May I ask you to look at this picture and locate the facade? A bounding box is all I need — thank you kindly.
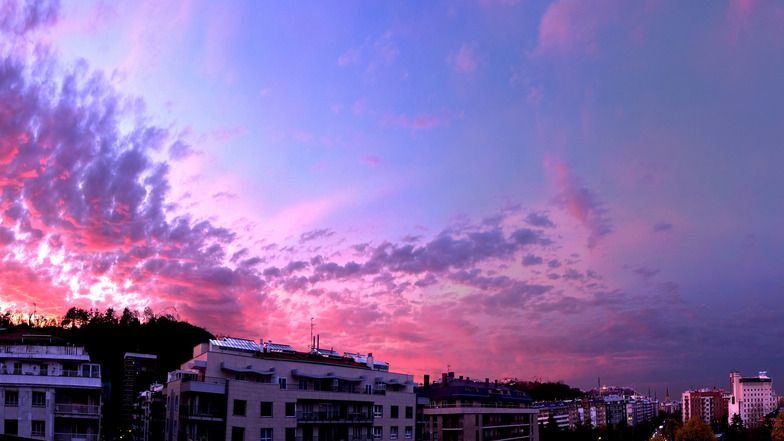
[681,389,728,427]
[567,400,606,429]
[417,373,539,441]
[728,370,776,428]
[123,352,157,433]
[132,383,165,441]
[534,402,569,430]
[165,337,416,441]
[0,329,102,441]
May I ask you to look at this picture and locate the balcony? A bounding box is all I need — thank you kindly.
[297,411,373,424]
[180,404,225,421]
[54,403,100,417]
[54,433,98,441]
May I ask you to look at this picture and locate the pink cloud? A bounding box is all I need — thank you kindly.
[353,98,368,116]
[360,156,380,168]
[337,47,360,67]
[448,43,478,73]
[212,125,247,143]
[381,113,444,131]
[544,154,612,249]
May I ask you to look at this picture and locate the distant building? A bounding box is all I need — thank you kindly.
[165,337,416,441]
[728,370,776,428]
[132,383,165,441]
[568,399,606,429]
[534,402,569,430]
[681,389,728,427]
[417,373,539,441]
[0,329,102,441]
[122,352,157,433]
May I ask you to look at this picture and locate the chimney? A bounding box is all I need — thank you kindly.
[442,373,448,387]
[424,374,430,388]
[485,378,490,389]
[459,376,463,380]
[317,334,320,349]
[367,353,374,369]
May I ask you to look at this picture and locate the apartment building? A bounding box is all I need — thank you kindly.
[0,329,102,441]
[681,389,728,427]
[122,352,157,433]
[728,370,776,428]
[165,337,416,441]
[417,373,539,441]
[567,400,606,429]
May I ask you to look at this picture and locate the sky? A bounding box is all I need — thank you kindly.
[1,0,783,396]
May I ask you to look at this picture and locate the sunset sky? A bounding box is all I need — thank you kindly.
[1,0,783,395]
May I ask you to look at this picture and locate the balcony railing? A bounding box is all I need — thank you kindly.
[54,403,100,415]
[297,411,373,423]
[180,405,225,420]
[54,433,98,441]
[426,402,527,409]
[0,345,83,356]
[0,369,99,378]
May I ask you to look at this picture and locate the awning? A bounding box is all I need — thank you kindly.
[291,369,367,382]
[220,362,276,376]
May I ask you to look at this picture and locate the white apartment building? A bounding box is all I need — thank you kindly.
[0,329,102,441]
[728,370,776,428]
[165,337,416,441]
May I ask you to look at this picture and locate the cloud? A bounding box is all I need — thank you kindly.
[337,48,360,67]
[545,155,612,249]
[653,221,673,232]
[522,253,543,266]
[381,113,444,131]
[448,43,479,73]
[360,156,380,168]
[525,211,555,228]
[0,0,59,37]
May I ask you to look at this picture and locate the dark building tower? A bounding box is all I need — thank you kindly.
[122,353,157,433]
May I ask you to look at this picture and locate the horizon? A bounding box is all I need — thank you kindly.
[1,0,783,398]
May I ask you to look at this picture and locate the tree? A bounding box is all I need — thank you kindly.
[772,411,784,441]
[665,418,683,441]
[675,417,715,441]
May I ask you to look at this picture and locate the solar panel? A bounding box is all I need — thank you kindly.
[266,342,295,353]
[211,337,260,352]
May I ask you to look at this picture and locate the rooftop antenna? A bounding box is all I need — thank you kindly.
[310,318,314,351]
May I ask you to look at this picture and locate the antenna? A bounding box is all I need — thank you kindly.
[310,318,315,350]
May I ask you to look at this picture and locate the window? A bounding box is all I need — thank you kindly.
[5,390,18,407]
[373,427,383,440]
[5,419,17,435]
[32,392,45,408]
[285,402,296,417]
[373,405,383,418]
[260,428,273,441]
[260,402,273,417]
[13,363,21,375]
[391,426,399,440]
[299,379,308,390]
[39,364,48,376]
[174,395,178,412]
[235,374,246,381]
[405,427,413,439]
[433,432,438,441]
[313,380,322,391]
[364,384,373,394]
[391,406,399,418]
[233,400,247,416]
[32,420,44,437]
[232,427,245,441]
[279,377,287,389]
[286,428,296,441]
[406,406,413,418]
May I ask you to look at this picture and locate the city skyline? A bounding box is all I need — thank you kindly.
[1,0,783,395]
